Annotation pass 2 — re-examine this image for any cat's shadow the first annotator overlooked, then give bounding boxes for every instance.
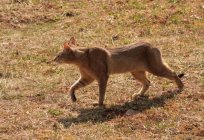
[58,89,181,128]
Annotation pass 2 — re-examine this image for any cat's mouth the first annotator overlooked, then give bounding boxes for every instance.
[46,57,63,65]
[46,59,58,65]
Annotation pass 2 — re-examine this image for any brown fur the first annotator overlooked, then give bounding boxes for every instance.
[54,37,184,106]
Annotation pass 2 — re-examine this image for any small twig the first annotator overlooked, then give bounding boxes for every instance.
[111,37,116,47]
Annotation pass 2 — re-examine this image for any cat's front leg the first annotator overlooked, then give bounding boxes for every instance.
[98,76,109,106]
[69,77,94,102]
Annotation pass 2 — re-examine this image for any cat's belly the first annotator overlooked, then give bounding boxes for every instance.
[109,60,147,74]
[108,52,149,74]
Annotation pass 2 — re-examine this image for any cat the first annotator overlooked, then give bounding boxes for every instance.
[54,37,184,106]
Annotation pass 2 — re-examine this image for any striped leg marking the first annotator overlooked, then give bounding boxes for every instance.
[69,78,93,102]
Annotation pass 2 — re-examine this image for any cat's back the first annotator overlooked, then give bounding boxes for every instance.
[79,47,109,59]
[108,42,152,58]
[78,42,152,58]
[107,42,152,55]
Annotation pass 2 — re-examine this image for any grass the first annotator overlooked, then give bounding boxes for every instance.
[0,0,204,139]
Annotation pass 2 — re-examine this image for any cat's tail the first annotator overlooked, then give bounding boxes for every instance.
[178,73,184,78]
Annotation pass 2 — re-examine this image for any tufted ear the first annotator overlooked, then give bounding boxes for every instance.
[63,42,70,49]
[68,37,76,46]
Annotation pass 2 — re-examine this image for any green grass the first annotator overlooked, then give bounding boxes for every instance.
[0,0,204,139]
[48,108,63,116]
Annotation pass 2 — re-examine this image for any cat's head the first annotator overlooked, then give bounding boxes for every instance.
[54,37,77,63]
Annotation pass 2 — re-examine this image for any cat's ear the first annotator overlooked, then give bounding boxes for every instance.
[68,37,76,46]
[63,42,70,49]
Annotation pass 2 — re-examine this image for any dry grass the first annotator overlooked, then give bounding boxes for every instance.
[0,0,204,139]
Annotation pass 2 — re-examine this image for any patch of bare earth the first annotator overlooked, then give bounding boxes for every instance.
[0,0,203,139]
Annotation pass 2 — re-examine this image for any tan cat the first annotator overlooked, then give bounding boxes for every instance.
[54,37,184,106]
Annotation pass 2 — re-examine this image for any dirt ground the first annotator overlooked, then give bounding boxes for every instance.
[0,0,203,139]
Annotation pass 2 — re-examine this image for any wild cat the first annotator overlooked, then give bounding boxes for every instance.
[54,37,184,106]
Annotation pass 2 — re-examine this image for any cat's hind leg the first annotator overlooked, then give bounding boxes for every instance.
[147,47,184,90]
[131,71,151,100]
[148,67,184,91]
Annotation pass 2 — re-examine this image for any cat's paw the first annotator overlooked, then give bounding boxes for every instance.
[131,93,140,100]
[70,94,77,102]
[132,94,148,100]
[92,102,99,107]
[92,102,106,108]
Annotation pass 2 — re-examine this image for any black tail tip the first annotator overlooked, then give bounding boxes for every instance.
[71,94,77,102]
[178,73,185,78]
